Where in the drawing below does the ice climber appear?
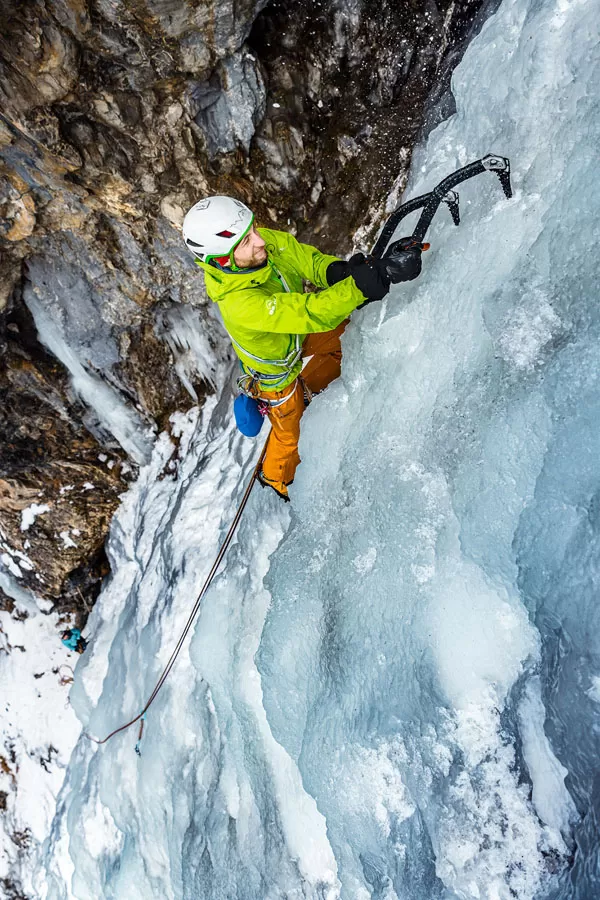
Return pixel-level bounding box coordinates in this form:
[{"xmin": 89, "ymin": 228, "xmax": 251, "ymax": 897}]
[
  {"xmin": 61, "ymin": 627, "xmax": 88, "ymax": 654},
  {"xmin": 183, "ymin": 196, "xmax": 424, "ymax": 501}
]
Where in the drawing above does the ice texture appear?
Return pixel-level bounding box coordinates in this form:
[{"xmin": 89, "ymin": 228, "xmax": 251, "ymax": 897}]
[
  {"xmin": 38, "ymin": 0, "xmax": 600, "ymax": 897},
  {"xmin": 38, "ymin": 405, "xmax": 341, "ymax": 900},
  {"xmin": 25, "ymin": 294, "xmax": 155, "ymax": 465}
]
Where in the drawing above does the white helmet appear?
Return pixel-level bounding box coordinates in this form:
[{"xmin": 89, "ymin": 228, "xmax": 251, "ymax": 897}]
[{"xmin": 182, "ymin": 196, "xmax": 254, "ymax": 264}]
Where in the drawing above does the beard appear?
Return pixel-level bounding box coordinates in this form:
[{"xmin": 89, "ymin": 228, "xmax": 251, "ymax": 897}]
[{"xmin": 250, "ymin": 246, "xmax": 268, "ymax": 266}]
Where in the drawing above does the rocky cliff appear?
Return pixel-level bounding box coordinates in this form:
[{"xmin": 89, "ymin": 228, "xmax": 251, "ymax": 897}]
[{"xmin": 0, "ymin": 0, "xmax": 489, "ymax": 613}]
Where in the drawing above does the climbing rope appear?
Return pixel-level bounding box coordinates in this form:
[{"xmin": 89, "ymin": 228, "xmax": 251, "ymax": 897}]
[{"xmin": 85, "ymin": 436, "xmax": 269, "ymax": 749}]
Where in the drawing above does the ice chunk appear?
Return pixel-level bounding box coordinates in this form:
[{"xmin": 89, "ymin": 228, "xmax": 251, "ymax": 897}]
[{"xmin": 25, "ymin": 295, "xmax": 154, "ymax": 464}]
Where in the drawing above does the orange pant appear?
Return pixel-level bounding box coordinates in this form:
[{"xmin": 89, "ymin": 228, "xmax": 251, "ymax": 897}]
[{"xmin": 259, "ymin": 320, "xmax": 348, "ymax": 485}]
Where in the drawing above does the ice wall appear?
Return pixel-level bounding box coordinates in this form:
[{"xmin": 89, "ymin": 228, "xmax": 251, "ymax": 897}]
[
  {"xmin": 258, "ymin": 0, "xmax": 599, "ymax": 894},
  {"xmin": 39, "ymin": 0, "xmax": 600, "ymax": 897}
]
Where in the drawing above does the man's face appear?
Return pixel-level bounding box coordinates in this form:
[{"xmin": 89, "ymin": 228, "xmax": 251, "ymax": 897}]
[{"xmin": 232, "ymin": 223, "xmax": 267, "ymax": 268}]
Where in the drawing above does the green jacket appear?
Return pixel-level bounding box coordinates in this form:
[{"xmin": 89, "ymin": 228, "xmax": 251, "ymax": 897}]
[{"xmin": 197, "ymin": 227, "xmax": 367, "ymax": 392}]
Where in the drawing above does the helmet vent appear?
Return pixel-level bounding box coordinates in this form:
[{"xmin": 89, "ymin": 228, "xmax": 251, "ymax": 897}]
[
  {"xmin": 217, "ymin": 229, "xmax": 235, "ymax": 238},
  {"xmin": 186, "ymin": 238, "xmax": 204, "ymax": 247}
]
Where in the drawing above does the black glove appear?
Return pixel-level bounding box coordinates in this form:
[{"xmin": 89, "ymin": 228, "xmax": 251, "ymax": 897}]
[
  {"xmin": 383, "ymin": 237, "xmax": 425, "ymax": 283},
  {"xmin": 326, "ymin": 236, "xmax": 426, "ymax": 303},
  {"xmin": 348, "ymin": 252, "xmax": 390, "ymax": 301},
  {"xmin": 326, "ymin": 254, "xmax": 389, "ymax": 301}
]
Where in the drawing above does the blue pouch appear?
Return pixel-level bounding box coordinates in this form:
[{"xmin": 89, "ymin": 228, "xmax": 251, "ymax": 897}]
[{"xmin": 234, "ymin": 394, "xmax": 265, "ymax": 437}]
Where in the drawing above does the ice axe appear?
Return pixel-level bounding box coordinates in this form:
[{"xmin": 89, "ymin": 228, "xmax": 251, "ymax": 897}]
[{"xmin": 373, "ymin": 154, "xmax": 512, "ymax": 262}]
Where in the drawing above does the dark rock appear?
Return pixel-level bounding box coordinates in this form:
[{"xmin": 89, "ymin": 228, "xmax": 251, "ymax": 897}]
[
  {"xmin": 0, "ymin": 293, "xmax": 126, "ymax": 601},
  {"xmin": 246, "ymin": 0, "xmax": 489, "ymax": 252},
  {"xmin": 0, "ymin": 877, "xmax": 30, "ymax": 900},
  {"xmin": 0, "ymin": 590, "xmax": 15, "ymax": 614}
]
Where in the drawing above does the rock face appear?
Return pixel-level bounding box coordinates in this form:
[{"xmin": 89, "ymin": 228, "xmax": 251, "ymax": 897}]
[
  {"xmin": 0, "ymin": 300, "xmax": 123, "ymax": 607},
  {"xmin": 0, "ymin": 0, "xmax": 488, "ymax": 609},
  {"xmin": 247, "ymin": 0, "xmax": 485, "ymax": 248}
]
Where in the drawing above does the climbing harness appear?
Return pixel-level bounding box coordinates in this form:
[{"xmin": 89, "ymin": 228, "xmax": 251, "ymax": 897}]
[
  {"xmin": 233, "ymin": 333, "xmax": 300, "ymax": 438},
  {"xmin": 84, "ymin": 437, "xmax": 269, "ymax": 752},
  {"xmin": 232, "ymin": 334, "xmax": 301, "ymax": 373},
  {"xmin": 234, "ymin": 333, "xmax": 303, "ymax": 395},
  {"xmin": 371, "ymin": 154, "xmax": 512, "ymax": 258}
]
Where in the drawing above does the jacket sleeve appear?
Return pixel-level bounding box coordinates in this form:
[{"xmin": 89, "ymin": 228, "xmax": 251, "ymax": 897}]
[
  {"xmin": 263, "ymin": 228, "xmax": 341, "ymax": 288},
  {"xmin": 228, "ymin": 277, "xmax": 367, "ymax": 335}
]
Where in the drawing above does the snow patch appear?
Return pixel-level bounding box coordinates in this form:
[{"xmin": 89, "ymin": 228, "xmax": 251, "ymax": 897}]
[{"xmin": 20, "ymin": 504, "xmax": 51, "ymax": 532}]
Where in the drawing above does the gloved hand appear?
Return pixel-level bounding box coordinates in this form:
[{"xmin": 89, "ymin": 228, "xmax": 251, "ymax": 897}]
[
  {"xmin": 348, "ymin": 252, "xmax": 390, "ymax": 301},
  {"xmin": 326, "ymin": 254, "xmax": 390, "ymax": 301},
  {"xmin": 326, "ymin": 236, "xmax": 427, "ymax": 302},
  {"xmin": 383, "ymin": 237, "xmax": 427, "ymax": 283}
]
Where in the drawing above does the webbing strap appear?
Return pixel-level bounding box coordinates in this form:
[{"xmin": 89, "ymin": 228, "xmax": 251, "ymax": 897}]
[
  {"xmin": 268, "ymin": 260, "xmax": 291, "ymax": 294},
  {"xmin": 263, "ymin": 383, "xmax": 298, "ymax": 408},
  {"xmin": 230, "ymin": 332, "xmax": 301, "ymax": 369}
]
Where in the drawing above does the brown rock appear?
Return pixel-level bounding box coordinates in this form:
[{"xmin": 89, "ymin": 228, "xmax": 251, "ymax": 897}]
[{"xmin": 0, "ymin": 174, "xmax": 36, "ymax": 242}]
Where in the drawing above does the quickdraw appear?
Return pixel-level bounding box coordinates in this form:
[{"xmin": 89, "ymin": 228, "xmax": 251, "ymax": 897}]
[{"xmin": 236, "ymin": 371, "xmax": 297, "ymax": 409}]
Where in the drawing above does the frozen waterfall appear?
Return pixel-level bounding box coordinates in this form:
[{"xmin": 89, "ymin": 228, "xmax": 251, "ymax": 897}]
[{"xmin": 39, "ymin": 0, "xmax": 600, "ymax": 896}]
